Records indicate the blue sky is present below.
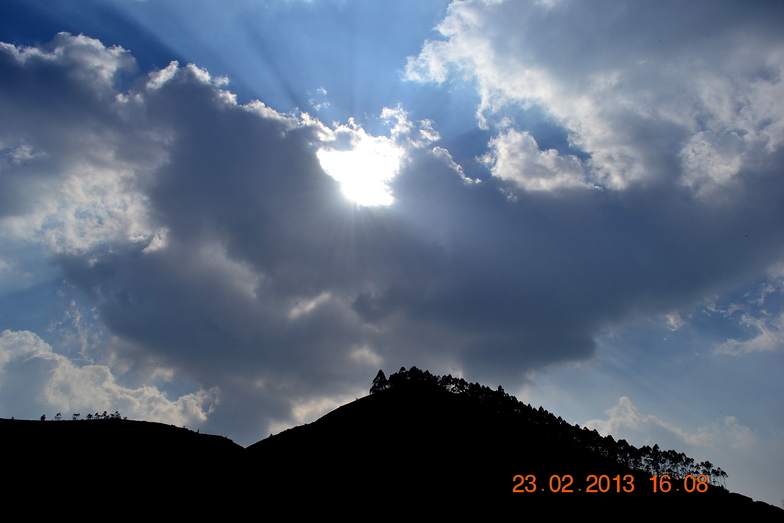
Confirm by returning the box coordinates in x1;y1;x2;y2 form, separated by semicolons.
1;0;783;506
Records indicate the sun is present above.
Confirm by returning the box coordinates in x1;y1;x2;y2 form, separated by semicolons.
317;132;404;207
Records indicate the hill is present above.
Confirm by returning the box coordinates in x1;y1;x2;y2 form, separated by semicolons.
2;368;781;518
248;367;781;517
1;417;244;516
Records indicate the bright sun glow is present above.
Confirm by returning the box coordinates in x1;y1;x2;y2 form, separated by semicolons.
317;133;404;206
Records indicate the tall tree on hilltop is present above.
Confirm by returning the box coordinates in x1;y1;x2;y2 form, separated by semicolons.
370;369;390;394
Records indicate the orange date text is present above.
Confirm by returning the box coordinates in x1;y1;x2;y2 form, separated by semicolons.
512;474;635;493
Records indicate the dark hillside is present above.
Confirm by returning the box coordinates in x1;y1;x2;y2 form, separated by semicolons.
248;368;782;518
1;417;244;516
2;369;782;518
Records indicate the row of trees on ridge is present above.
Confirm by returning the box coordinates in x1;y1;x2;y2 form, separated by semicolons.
371;367;728;488
40;411;126;421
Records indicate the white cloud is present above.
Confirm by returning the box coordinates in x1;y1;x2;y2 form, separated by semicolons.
381;105;440;147
147;61;180;90
406;0;784;193
662;312;686;332
716;312;784;355
349;344;383;367
0;34;164;254
481;128;589;191
1;32;136;89
586;396;756;450
288;292;331;320
0;330;217;426
679;130;745;197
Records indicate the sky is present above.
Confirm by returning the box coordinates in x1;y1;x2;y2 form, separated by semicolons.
0;0;783;506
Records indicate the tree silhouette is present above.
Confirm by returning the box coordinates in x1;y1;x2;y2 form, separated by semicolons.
373;366;727;487
370;370;390;394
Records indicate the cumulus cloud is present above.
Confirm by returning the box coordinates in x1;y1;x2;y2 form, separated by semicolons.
406;0;784;193
0;33;161;253
480;128;589;191
0;330;216;425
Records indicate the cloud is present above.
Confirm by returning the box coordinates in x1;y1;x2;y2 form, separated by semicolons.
586;396;756;450
663;312;686;332
716;312;784;355
1;28;783;444
0;330;216;425
480;128;589;191
699;274;784;355
406;0;784;193
0;33;160;254
2;33;449;441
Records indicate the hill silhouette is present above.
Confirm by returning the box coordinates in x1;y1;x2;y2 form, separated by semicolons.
249;367;780;517
2;367;781;518
2;416;244;517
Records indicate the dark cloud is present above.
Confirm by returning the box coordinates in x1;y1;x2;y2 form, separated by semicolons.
1;17;783;444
